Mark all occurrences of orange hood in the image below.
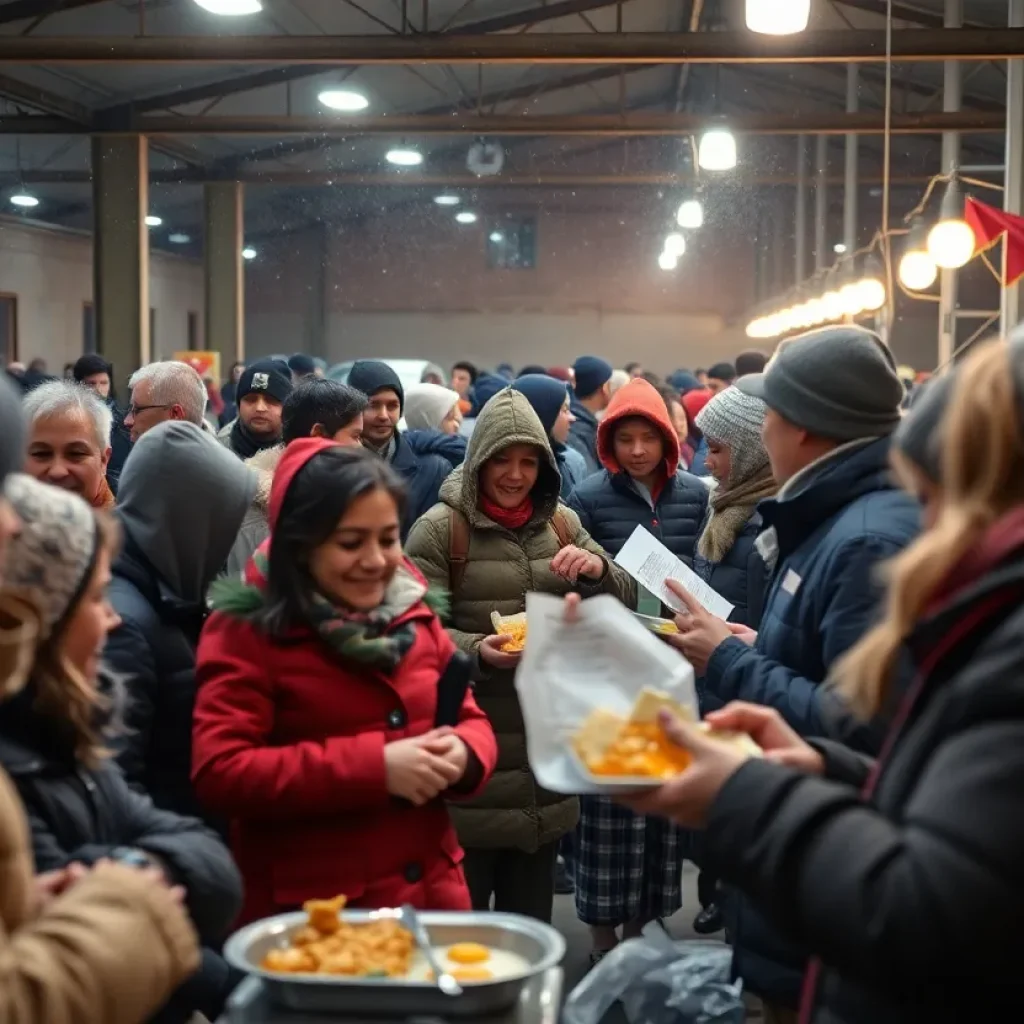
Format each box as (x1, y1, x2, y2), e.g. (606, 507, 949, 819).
(597, 378, 680, 477)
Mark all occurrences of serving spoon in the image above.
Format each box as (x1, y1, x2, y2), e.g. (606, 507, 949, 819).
(374, 905, 463, 997)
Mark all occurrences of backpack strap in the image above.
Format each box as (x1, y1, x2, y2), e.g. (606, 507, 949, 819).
(551, 505, 575, 550)
(448, 506, 471, 596)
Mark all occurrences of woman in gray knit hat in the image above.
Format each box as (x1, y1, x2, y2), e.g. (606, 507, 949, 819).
(686, 384, 778, 935)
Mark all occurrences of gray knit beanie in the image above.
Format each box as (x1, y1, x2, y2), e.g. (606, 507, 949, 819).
(893, 372, 956, 484)
(2, 474, 99, 641)
(737, 325, 904, 442)
(695, 386, 770, 484)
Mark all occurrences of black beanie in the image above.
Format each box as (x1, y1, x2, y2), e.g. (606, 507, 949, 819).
(348, 360, 405, 413)
(237, 358, 293, 405)
(288, 353, 317, 378)
(72, 354, 112, 382)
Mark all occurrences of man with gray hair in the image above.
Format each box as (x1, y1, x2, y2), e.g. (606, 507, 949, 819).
(124, 360, 207, 444)
(22, 379, 115, 509)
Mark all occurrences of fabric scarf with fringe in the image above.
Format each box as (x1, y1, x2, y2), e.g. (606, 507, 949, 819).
(209, 548, 450, 672)
(697, 466, 778, 564)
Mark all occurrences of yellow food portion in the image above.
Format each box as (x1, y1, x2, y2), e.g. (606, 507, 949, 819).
(261, 895, 415, 978)
(498, 620, 527, 652)
(446, 942, 491, 965)
(452, 966, 494, 981)
(653, 621, 680, 635)
(578, 720, 692, 779)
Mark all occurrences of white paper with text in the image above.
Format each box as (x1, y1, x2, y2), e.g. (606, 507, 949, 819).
(614, 525, 734, 621)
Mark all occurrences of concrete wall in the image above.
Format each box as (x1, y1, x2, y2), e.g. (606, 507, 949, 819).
(245, 205, 756, 371)
(0, 217, 204, 374)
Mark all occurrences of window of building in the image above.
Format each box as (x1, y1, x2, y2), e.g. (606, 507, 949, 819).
(187, 310, 199, 350)
(82, 302, 95, 355)
(0, 294, 17, 364)
(486, 216, 537, 270)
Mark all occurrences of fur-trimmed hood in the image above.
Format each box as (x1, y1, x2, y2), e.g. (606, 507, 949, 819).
(244, 444, 284, 514)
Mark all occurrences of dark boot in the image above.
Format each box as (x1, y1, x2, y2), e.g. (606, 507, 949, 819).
(693, 902, 724, 935)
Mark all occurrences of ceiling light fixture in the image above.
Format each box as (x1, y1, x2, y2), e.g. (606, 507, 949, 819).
(698, 124, 737, 172)
(745, 0, 810, 34)
(664, 232, 687, 258)
(168, 233, 191, 244)
(9, 192, 39, 208)
(242, 247, 257, 260)
(145, 215, 163, 227)
(899, 216, 939, 291)
(927, 177, 975, 270)
(318, 88, 369, 112)
(676, 198, 704, 230)
(658, 250, 678, 272)
(386, 146, 424, 167)
(433, 194, 460, 206)
(833, 242, 848, 254)
(192, 0, 262, 14)
(856, 255, 887, 311)
(489, 231, 504, 243)
(455, 211, 478, 225)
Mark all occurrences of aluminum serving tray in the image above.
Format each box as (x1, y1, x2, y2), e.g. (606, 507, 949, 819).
(223, 910, 566, 1018)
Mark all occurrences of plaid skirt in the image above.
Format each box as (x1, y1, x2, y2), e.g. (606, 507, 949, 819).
(574, 795, 686, 926)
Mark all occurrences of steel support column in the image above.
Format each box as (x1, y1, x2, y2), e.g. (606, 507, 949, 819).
(204, 183, 245, 370)
(844, 65, 859, 252)
(92, 135, 149, 382)
(815, 135, 828, 271)
(796, 135, 808, 282)
(938, 0, 963, 367)
(1002, 0, 1024, 334)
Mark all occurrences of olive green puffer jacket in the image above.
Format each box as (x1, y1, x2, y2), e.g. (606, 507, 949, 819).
(406, 387, 636, 853)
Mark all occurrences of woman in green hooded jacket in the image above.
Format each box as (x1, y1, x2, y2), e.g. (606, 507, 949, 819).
(406, 386, 635, 923)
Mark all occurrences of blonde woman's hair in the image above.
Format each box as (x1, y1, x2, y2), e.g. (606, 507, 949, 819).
(28, 512, 120, 769)
(835, 338, 1024, 716)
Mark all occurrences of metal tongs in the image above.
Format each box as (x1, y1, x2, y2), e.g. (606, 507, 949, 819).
(373, 905, 463, 997)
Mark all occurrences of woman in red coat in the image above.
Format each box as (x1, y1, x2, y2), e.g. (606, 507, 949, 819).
(192, 438, 498, 924)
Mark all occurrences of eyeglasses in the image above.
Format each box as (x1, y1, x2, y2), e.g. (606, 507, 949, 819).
(126, 402, 172, 417)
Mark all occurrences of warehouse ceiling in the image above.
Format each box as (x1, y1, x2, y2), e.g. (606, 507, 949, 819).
(0, 0, 1015, 252)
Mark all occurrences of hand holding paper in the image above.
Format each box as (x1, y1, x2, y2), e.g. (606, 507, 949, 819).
(664, 581, 735, 676)
(613, 526, 734, 621)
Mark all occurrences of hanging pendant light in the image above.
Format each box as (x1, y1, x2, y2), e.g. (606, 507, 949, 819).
(927, 177, 975, 270)
(856, 254, 887, 312)
(676, 197, 704, 229)
(745, 0, 810, 35)
(698, 123, 737, 172)
(899, 216, 939, 291)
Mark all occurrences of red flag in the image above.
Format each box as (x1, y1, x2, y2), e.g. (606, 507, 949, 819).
(964, 196, 1024, 286)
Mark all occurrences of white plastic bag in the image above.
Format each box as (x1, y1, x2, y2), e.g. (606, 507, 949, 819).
(513, 593, 698, 795)
(562, 925, 744, 1024)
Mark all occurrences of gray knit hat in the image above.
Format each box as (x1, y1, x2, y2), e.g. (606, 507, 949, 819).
(737, 326, 904, 442)
(893, 372, 956, 484)
(695, 385, 770, 484)
(2, 474, 99, 641)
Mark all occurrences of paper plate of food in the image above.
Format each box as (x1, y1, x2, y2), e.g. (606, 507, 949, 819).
(570, 687, 762, 789)
(490, 611, 527, 653)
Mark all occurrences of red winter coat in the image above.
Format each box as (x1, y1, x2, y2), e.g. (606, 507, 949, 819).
(192, 438, 498, 924)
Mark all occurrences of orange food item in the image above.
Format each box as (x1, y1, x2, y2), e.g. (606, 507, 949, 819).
(451, 966, 494, 982)
(499, 621, 527, 653)
(447, 942, 491, 965)
(260, 895, 415, 977)
(582, 721, 692, 779)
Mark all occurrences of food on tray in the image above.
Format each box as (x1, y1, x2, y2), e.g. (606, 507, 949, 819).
(451, 966, 494, 981)
(261, 895, 415, 978)
(490, 611, 527, 652)
(447, 942, 491, 965)
(571, 688, 762, 780)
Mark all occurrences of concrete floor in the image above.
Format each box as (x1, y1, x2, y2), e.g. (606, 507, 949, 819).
(554, 863, 761, 1023)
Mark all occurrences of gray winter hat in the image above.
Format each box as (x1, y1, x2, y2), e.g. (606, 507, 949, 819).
(0, 374, 25, 487)
(893, 372, 957, 484)
(695, 385, 770, 484)
(737, 326, 904, 442)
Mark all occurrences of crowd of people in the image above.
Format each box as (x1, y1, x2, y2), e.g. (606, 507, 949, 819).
(0, 328, 1018, 1024)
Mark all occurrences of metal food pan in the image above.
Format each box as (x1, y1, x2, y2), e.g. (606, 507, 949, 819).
(223, 910, 566, 1018)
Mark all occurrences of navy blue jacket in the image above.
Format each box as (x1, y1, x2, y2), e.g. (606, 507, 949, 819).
(568, 468, 709, 562)
(706, 437, 920, 1006)
(693, 510, 769, 633)
(567, 396, 600, 474)
(404, 428, 467, 469)
(555, 441, 588, 500)
(105, 401, 133, 496)
(394, 430, 454, 538)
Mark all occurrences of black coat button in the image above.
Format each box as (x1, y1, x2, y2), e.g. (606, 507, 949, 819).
(404, 862, 423, 884)
(387, 708, 406, 729)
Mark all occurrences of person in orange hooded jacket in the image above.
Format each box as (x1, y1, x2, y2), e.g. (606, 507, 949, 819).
(192, 439, 498, 923)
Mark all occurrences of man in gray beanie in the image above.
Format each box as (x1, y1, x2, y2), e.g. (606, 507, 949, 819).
(666, 325, 921, 1016)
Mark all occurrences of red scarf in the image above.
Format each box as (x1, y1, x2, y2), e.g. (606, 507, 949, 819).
(479, 493, 534, 530)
